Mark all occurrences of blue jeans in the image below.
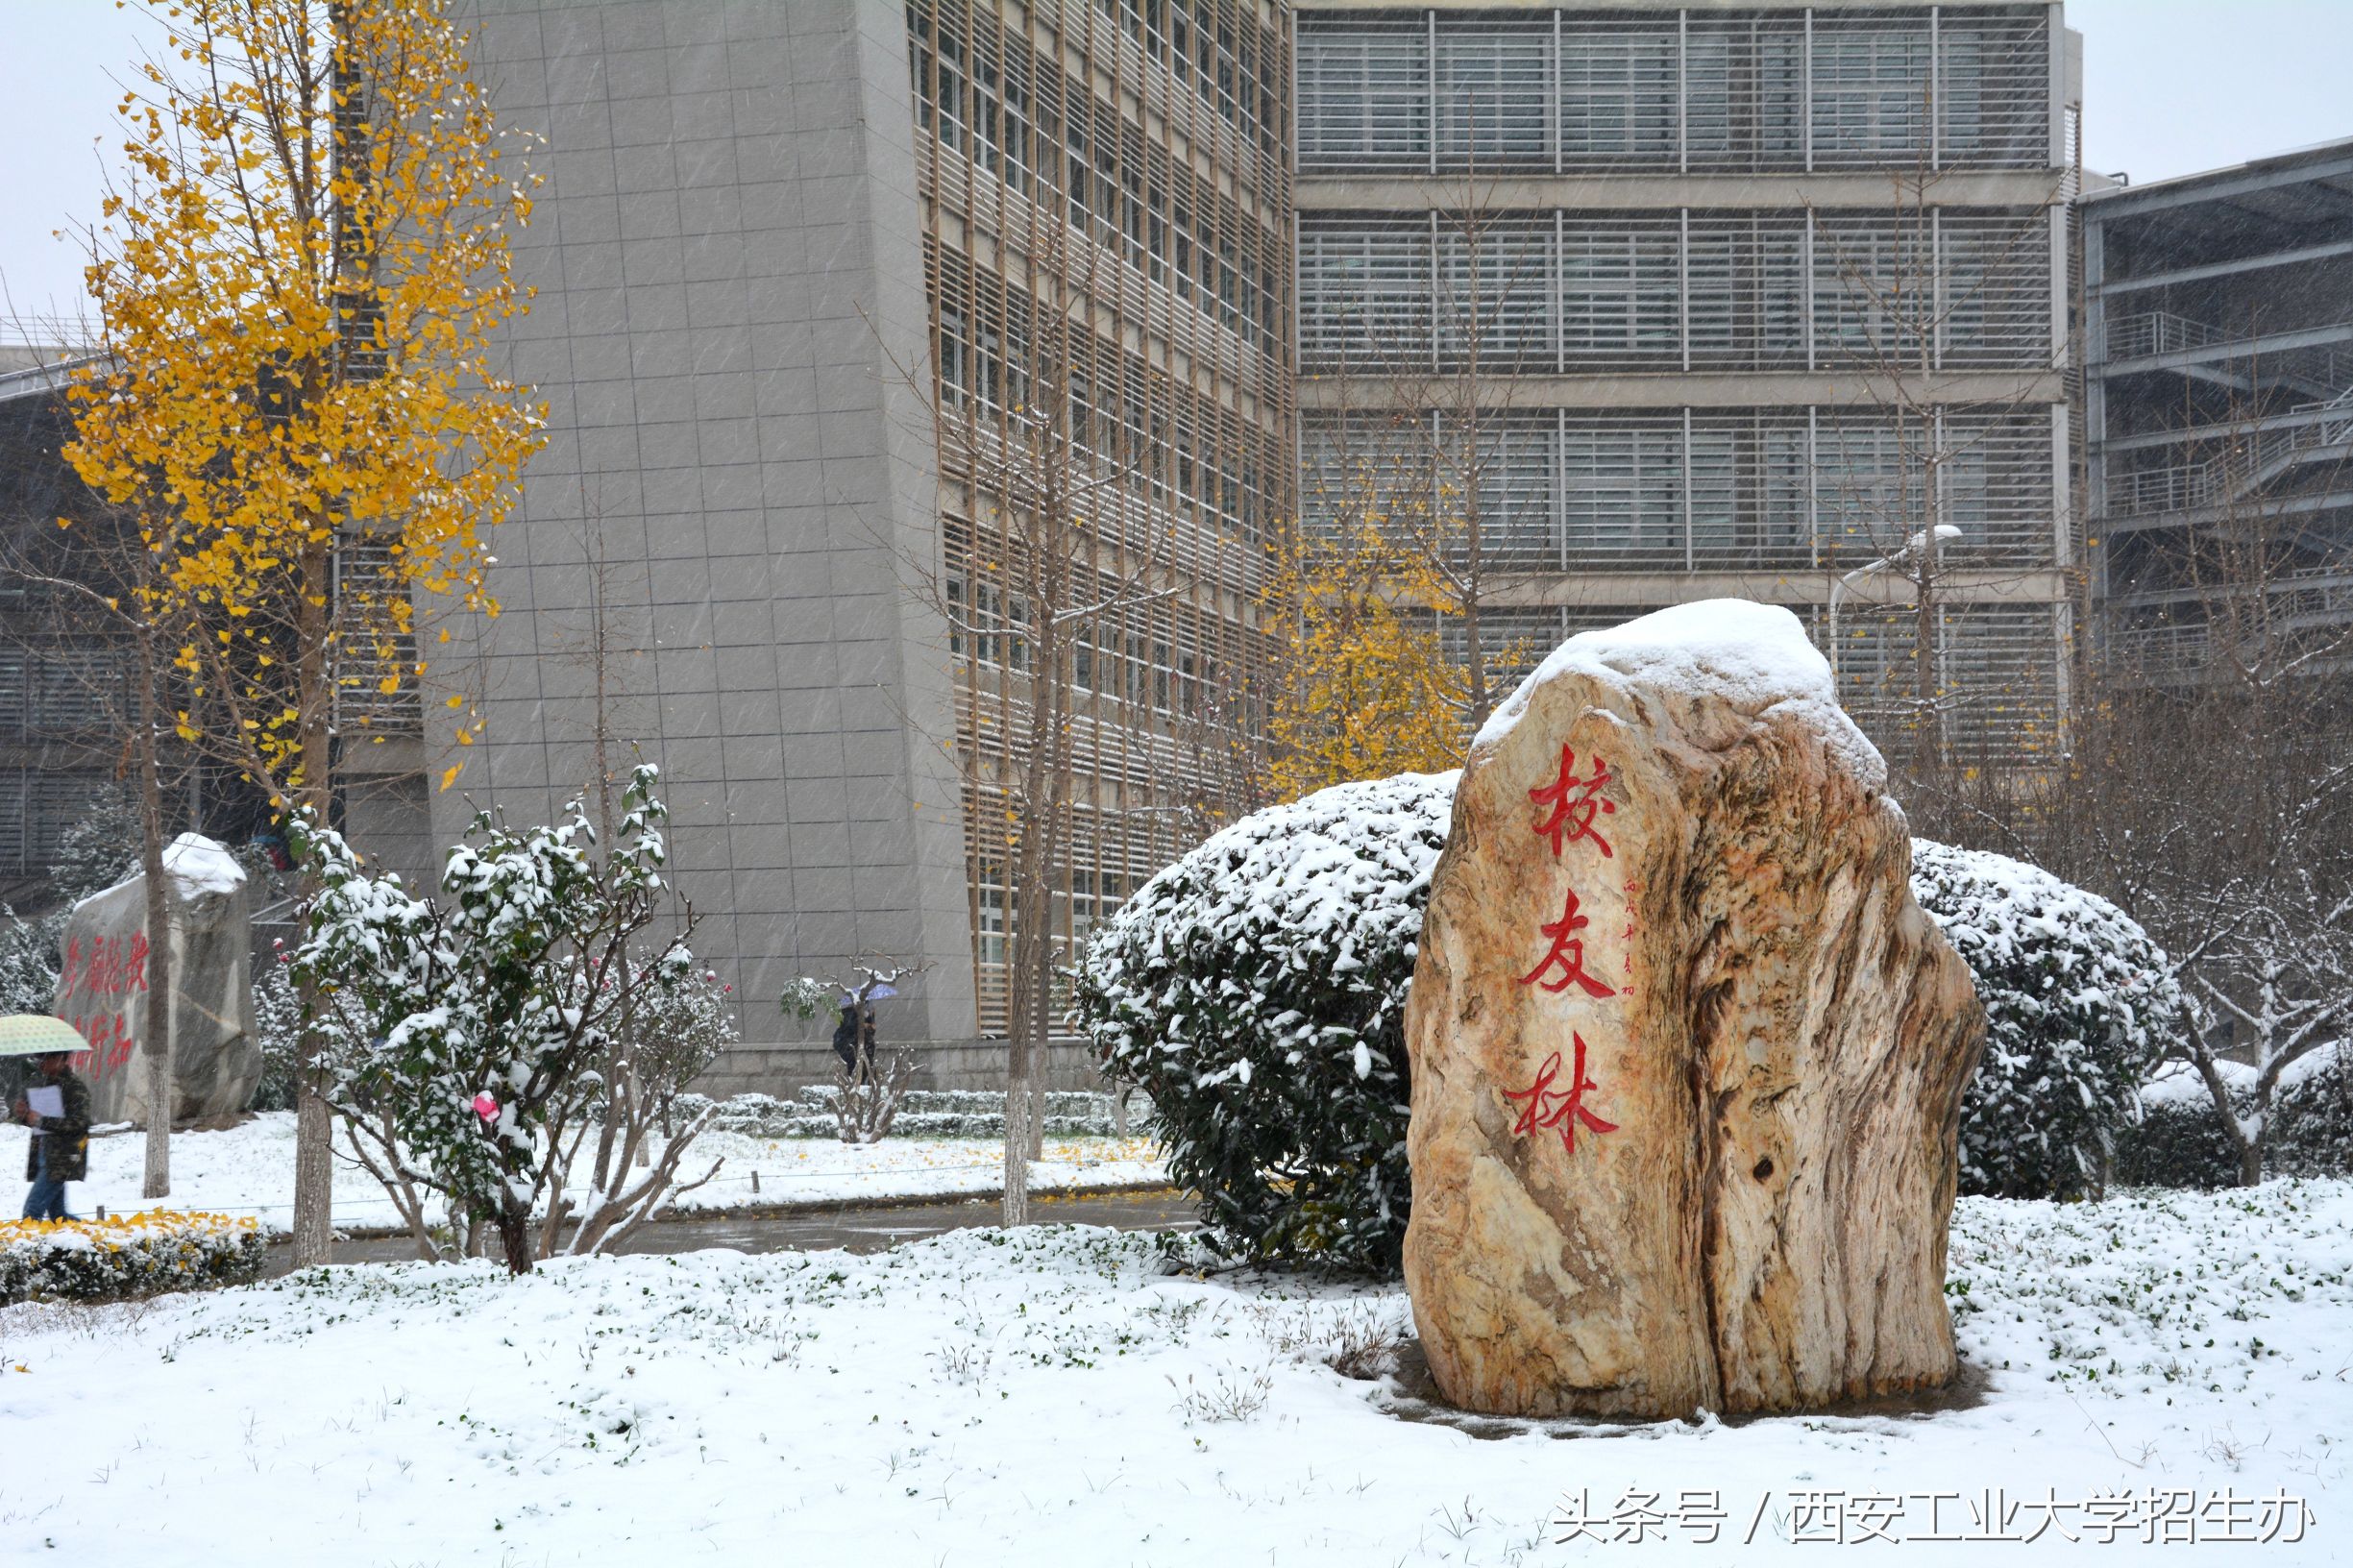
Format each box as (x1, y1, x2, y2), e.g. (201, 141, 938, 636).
(21, 1142, 71, 1221)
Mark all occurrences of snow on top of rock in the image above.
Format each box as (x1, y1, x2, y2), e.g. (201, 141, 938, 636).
(162, 833, 246, 899)
(1473, 600, 1882, 784)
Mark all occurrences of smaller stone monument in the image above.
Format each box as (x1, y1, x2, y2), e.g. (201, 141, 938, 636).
(52, 833, 260, 1126)
(1403, 601, 1984, 1420)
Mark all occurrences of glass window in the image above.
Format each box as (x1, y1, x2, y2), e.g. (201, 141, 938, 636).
(1434, 28, 1549, 167)
(1558, 28, 1678, 165)
(1298, 27, 1429, 167)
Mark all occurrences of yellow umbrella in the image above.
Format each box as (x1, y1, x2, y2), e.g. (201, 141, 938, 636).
(0, 1015, 91, 1057)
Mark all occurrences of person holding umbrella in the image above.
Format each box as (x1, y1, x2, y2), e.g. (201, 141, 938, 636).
(3, 1016, 94, 1221)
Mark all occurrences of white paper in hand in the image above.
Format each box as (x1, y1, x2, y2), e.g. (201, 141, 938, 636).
(25, 1085, 64, 1119)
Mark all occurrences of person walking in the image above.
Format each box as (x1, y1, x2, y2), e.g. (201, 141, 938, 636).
(830, 1000, 878, 1086)
(12, 1046, 93, 1221)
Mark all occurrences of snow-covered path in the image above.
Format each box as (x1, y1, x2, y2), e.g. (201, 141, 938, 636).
(2, 1181, 2347, 1564)
(0, 1114, 1170, 1232)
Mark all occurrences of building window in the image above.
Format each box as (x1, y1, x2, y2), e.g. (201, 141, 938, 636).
(1558, 26, 1679, 166)
(1297, 25, 1428, 167)
(1811, 19, 1932, 163)
(1558, 222, 1679, 366)
(1434, 27, 1549, 167)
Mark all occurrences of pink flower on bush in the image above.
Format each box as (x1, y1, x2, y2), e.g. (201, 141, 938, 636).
(473, 1091, 499, 1122)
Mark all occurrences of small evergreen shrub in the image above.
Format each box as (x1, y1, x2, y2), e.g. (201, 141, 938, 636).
(0, 1213, 265, 1305)
(2115, 1061, 2248, 1189)
(2120, 1044, 2353, 1187)
(2269, 1042, 2353, 1178)
(1073, 773, 1454, 1275)
(1910, 840, 2183, 1201)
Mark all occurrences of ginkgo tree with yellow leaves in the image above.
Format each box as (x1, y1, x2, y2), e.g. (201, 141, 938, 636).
(1262, 512, 1467, 803)
(63, 0, 545, 1266)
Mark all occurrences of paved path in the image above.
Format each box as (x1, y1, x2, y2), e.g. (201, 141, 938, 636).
(262, 1187, 1200, 1275)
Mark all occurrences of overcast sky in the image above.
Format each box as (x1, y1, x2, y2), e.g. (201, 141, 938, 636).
(2, 0, 2347, 333)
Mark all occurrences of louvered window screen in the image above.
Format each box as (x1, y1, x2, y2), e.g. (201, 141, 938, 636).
(1557, 22, 1679, 167)
(1434, 26, 1550, 165)
(1296, 8, 2053, 174)
(1301, 209, 2050, 375)
(1436, 221, 1556, 371)
(1297, 23, 1429, 168)
(1303, 407, 2060, 575)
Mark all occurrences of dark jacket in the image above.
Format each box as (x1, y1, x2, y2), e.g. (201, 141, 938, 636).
(22, 1067, 92, 1184)
(829, 1005, 877, 1066)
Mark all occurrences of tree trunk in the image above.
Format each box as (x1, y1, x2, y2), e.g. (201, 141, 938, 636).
(1000, 1033, 1032, 1226)
(496, 1188, 534, 1275)
(135, 634, 175, 1199)
(289, 537, 337, 1267)
(2239, 1139, 2265, 1188)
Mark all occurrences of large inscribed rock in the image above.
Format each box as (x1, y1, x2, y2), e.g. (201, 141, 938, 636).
(52, 834, 259, 1126)
(1403, 601, 1983, 1420)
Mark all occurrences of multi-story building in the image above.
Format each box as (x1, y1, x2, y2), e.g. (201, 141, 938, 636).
(424, 0, 1287, 1085)
(2082, 136, 2353, 682)
(0, 358, 124, 901)
(1292, 0, 2080, 772)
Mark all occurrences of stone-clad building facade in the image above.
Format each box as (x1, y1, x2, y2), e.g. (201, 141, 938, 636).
(418, 0, 1287, 1088)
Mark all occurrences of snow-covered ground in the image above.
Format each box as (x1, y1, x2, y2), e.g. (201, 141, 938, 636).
(1, 1180, 2346, 1565)
(0, 1113, 1170, 1232)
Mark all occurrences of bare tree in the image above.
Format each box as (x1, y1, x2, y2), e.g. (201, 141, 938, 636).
(0, 447, 194, 1200)
(876, 204, 1194, 1226)
(2015, 390, 2353, 1183)
(782, 963, 923, 1145)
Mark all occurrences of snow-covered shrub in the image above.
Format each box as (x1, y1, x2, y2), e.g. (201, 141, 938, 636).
(44, 787, 140, 907)
(2265, 1041, 2352, 1179)
(1910, 840, 2182, 1201)
(1072, 772, 1454, 1275)
(0, 1213, 264, 1305)
(248, 944, 372, 1114)
(249, 951, 304, 1112)
(601, 958, 739, 1129)
(0, 905, 61, 1016)
(2115, 1061, 2248, 1189)
(293, 766, 713, 1271)
(2112, 1045, 2350, 1187)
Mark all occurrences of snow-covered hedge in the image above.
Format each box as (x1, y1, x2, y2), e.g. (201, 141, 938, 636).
(2115, 1045, 2353, 1187)
(1076, 778, 2218, 1270)
(2271, 1041, 2353, 1178)
(1073, 773, 1454, 1274)
(0, 1213, 265, 1305)
(1910, 840, 2184, 1201)
(2115, 1061, 2249, 1189)
(673, 1088, 1140, 1140)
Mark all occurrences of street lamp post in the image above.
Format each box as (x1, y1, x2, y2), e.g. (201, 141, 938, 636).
(1826, 525, 1963, 699)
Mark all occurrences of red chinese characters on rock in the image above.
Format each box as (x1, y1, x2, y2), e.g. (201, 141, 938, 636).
(1512, 742, 1624, 1155)
(1518, 889, 1617, 1000)
(1528, 743, 1615, 859)
(1502, 1034, 1620, 1157)
(58, 929, 148, 1081)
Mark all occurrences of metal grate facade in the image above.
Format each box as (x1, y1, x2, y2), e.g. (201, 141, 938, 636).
(1297, 6, 2052, 174)
(912, 0, 1290, 1033)
(1300, 208, 2055, 375)
(1295, 2, 2075, 772)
